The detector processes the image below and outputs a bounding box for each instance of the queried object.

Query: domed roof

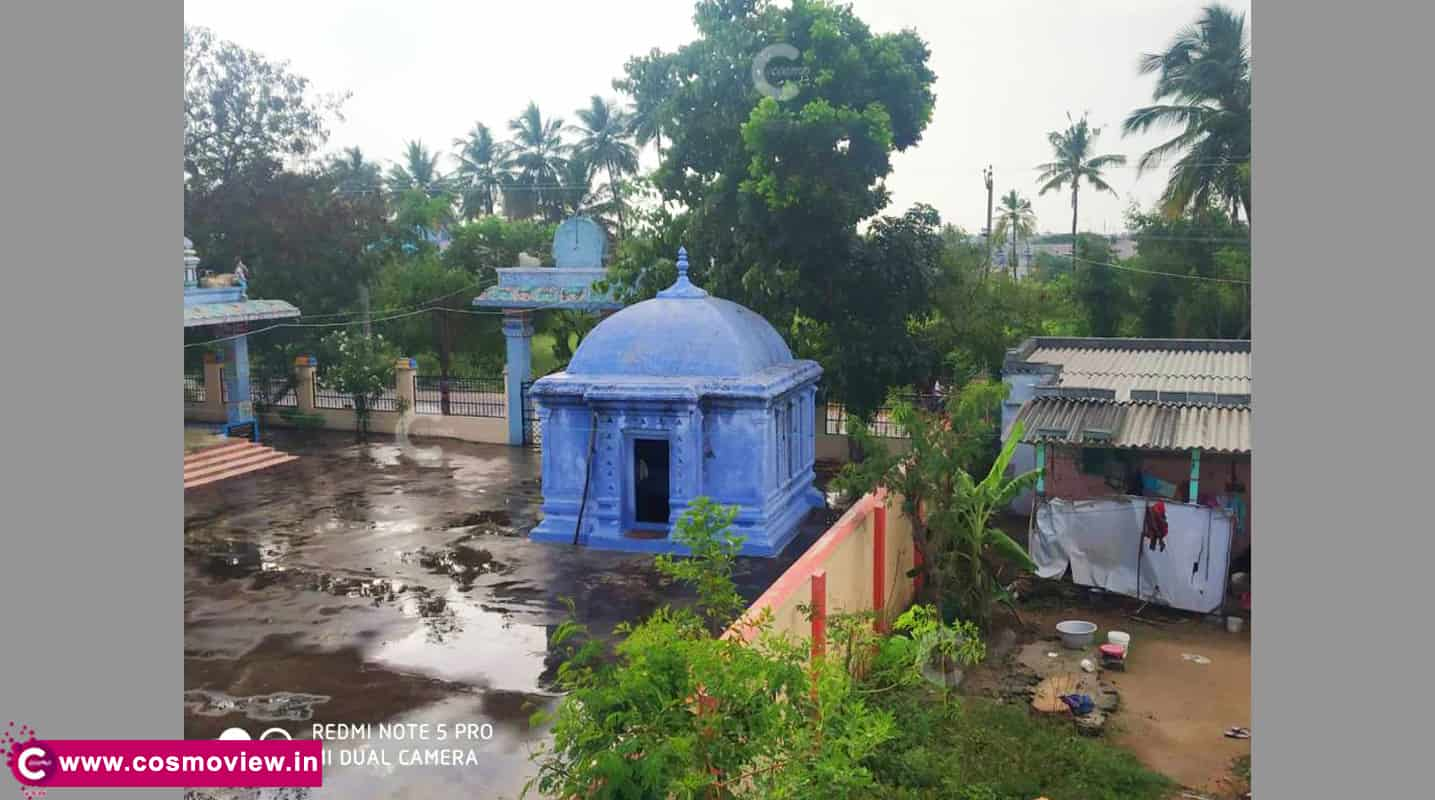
[566,249,794,378]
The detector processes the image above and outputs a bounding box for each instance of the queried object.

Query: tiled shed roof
[1007,337,1251,401]
[1015,397,1250,454]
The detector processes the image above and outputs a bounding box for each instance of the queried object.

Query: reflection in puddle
[371,587,553,692]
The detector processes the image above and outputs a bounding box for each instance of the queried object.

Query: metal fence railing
[312,382,349,410]
[369,387,401,412]
[821,393,943,439]
[312,381,401,411]
[184,373,205,404]
[413,376,504,417]
[251,378,298,408]
[521,380,541,447]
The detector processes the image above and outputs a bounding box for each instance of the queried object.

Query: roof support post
[1189,448,1201,503]
[1036,443,1046,496]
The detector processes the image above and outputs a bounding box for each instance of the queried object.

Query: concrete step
[184,453,298,490]
[183,439,251,466]
[183,447,283,482]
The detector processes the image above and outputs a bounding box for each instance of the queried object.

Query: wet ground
[963,584,1252,795]
[184,429,837,800]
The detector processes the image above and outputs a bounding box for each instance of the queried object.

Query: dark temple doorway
[633,438,670,526]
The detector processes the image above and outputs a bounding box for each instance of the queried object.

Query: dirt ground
[964,590,1252,797]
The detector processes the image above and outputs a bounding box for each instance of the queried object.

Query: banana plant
[928,421,1040,627]
[833,378,1040,629]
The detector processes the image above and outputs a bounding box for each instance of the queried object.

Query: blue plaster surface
[552,217,606,268]
[502,312,534,446]
[529,248,824,557]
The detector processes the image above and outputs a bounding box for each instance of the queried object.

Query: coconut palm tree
[501,102,568,221]
[1036,114,1126,274]
[992,190,1036,279]
[386,140,445,197]
[619,52,677,159]
[452,123,502,219]
[327,147,383,195]
[570,95,639,236]
[1123,4,1250,222]
[555,153,614,225]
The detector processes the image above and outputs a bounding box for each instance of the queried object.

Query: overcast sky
[183,0,1250,235]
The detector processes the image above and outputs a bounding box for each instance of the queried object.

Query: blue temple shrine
[528,247,824,557]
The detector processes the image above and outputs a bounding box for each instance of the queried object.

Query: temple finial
[657,245,707,299]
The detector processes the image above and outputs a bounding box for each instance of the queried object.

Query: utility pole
[983,165,994,275]
[359,285,372,338]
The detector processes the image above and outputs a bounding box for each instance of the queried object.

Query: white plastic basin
[1056,620,1097,649]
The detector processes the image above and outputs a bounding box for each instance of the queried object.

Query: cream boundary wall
[728,489,918,649]
[184,356,509,444]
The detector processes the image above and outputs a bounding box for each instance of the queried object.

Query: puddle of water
[184,689,331,722]
[370,587,554,692]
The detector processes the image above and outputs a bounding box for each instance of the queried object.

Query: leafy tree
[325,146,383,195]
[373,255,498,407]
[809,204,943,419]
[527,498,896,800]
[992,190,1036,279]
[832,379,1038,629]
[571,95,640,236]
[1036,113,1127,275]
[600,200,693,303]
[183,25,345,192]
[616,0,937,414]
[319,330,400,438]
[911,227,1082,392]
[452,123,503,219]
[441,215,557,276]
[502,101,569,221]
[1123,4,1251,222]
[1071,235,1129,337]
[1125,207,1250,338]
[186,164,387,322]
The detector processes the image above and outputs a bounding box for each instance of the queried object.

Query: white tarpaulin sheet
[1031,497,1234,614]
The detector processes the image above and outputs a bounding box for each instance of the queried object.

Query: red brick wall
[1042,445,1251,554]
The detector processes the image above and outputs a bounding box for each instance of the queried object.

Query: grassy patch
[867,688,1172,800]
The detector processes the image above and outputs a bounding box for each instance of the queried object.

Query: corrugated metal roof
[1019,340,1251,401]
[1027,346,1250,379]
[1015,397,1250,454]
[1051,373,1251,400]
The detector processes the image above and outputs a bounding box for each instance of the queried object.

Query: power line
[1073,255,1251,284]
[182,280,608,349]
[287,278,491,320]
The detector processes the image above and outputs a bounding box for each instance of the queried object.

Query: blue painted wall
[528,249,823,557]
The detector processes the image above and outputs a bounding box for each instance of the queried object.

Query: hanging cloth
[1143,500,1169,552]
